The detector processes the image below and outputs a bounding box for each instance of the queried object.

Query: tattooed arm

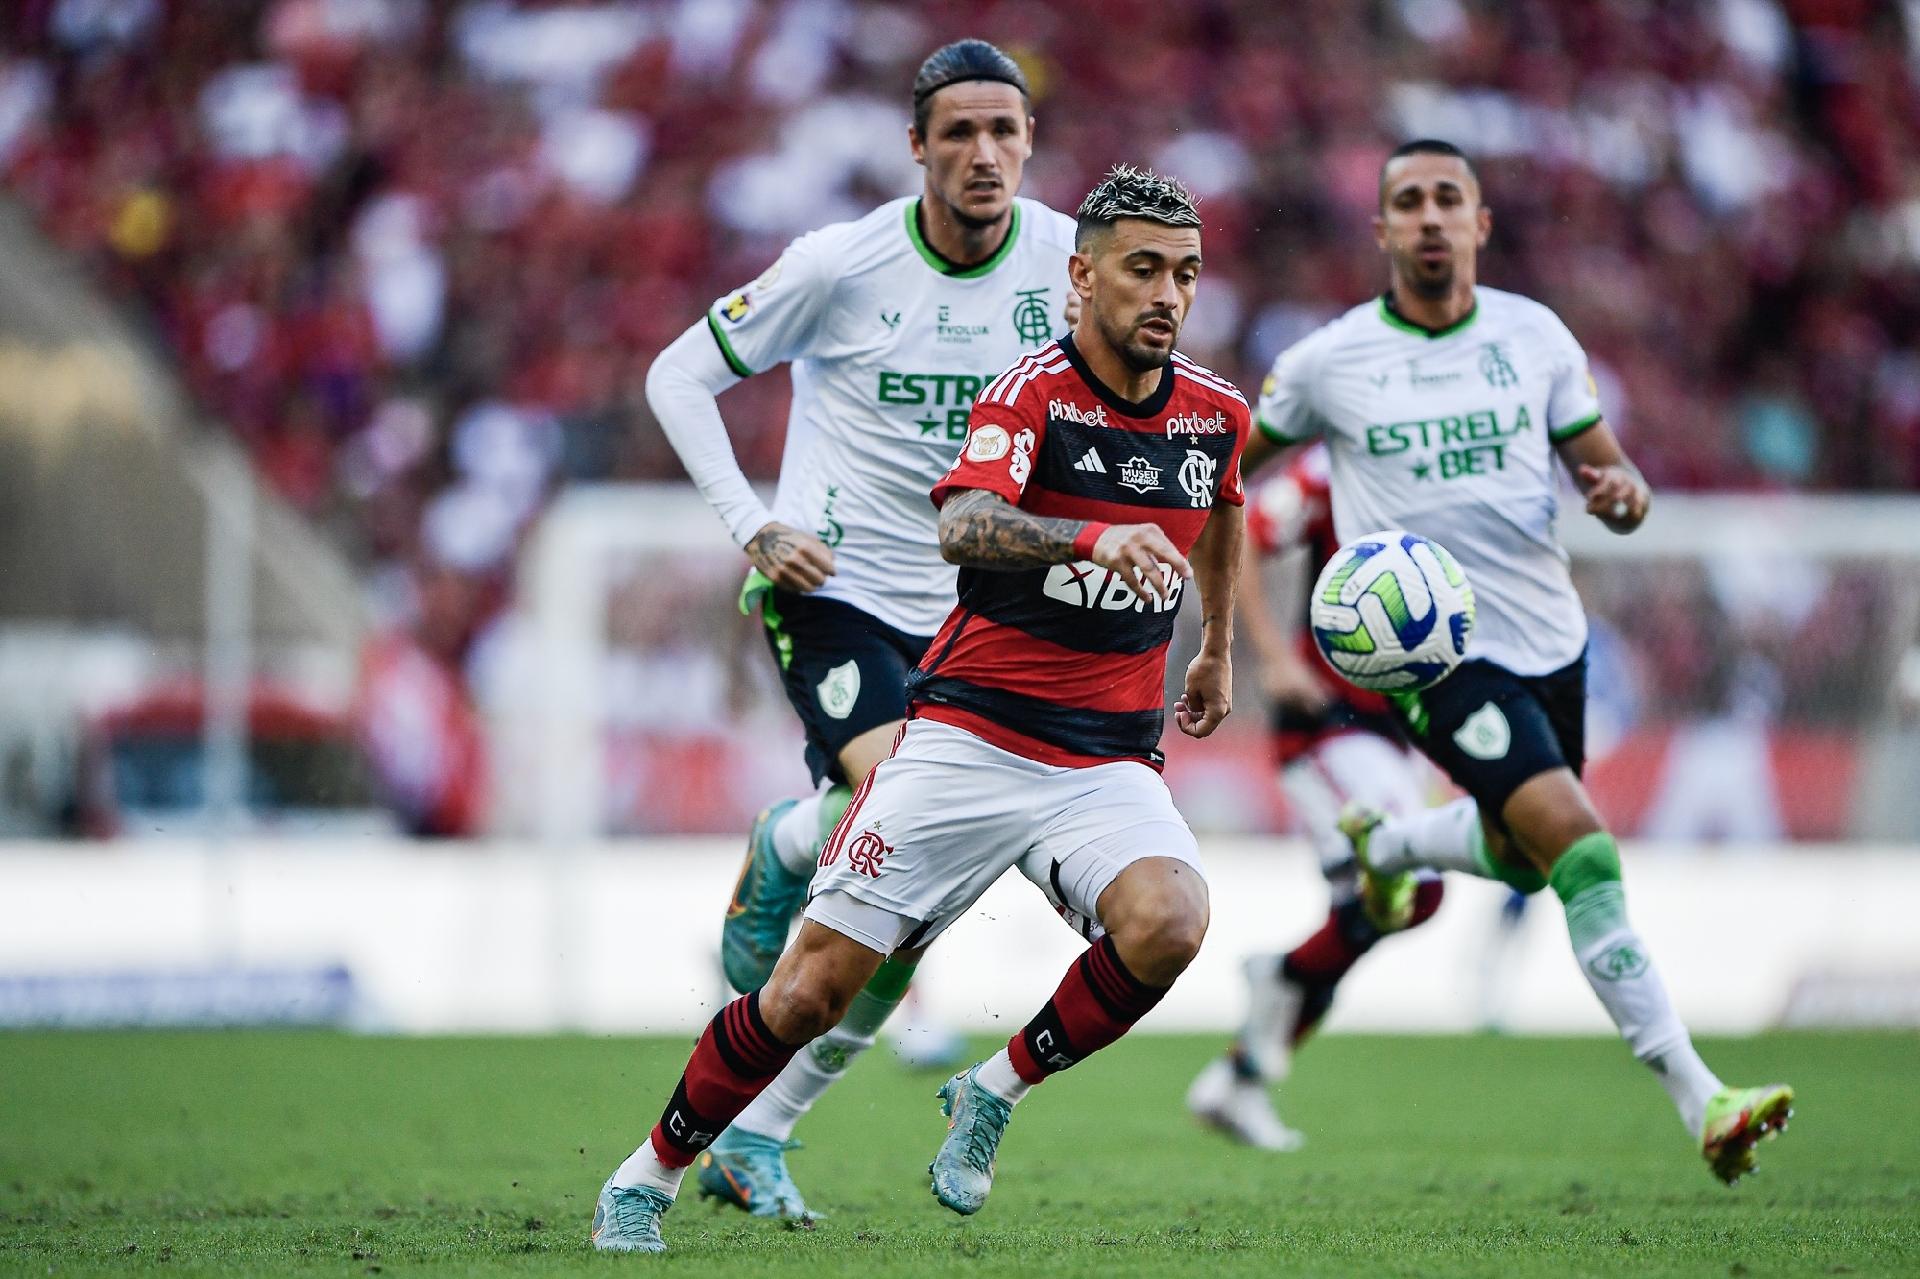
[937,488,1192,604]
[937,489,1084,568]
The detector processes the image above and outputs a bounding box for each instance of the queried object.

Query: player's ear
[1068,250,1095,304]
[908,124,926,167]
[1022,114,1036,158]
[1475,203,1492,248]
[1371,212,1387,251]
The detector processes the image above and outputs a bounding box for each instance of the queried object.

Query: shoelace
[958,1091,1011,1174]
[605,1186,667,1234]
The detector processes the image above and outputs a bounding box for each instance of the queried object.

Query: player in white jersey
[641,40,1078,1222]
[1242,140,1792,1185]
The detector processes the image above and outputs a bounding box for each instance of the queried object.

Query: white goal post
[508,485,1920,844]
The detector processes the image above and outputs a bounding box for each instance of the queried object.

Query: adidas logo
[1074,448,1106,474]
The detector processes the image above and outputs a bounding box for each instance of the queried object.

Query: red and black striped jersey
[1246,444,1402,765]
[908,333,1250,768]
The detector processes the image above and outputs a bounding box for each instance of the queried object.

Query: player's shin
[731,955,916,1141]
[976,935,1177,1103]
[614,991,805,1196]
[1551,832,1722,1137]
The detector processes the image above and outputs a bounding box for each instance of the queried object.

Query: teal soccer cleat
[722,799,810,993]
[696,1129,818,1221]
[929,1065,1015,1216]
[589,1176,671,1254]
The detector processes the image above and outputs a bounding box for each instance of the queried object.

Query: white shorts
[803,719,1204,955]
[1281,730,1431,887]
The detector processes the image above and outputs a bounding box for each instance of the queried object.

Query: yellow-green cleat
[1338,805,1415,931]
[721,799,810,993]
[1702,1083,1793,1186]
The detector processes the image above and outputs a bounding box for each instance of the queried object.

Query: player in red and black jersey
[1184,442,1447,1150]
[909,304,1247,768]
[589,166,1246,1250]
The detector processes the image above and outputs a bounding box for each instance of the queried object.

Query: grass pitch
[1,1030,1914,1277]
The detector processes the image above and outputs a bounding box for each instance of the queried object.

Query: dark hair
[911,39,1030,136]
[1380,139,1480,203]
[1074,164,1202,248]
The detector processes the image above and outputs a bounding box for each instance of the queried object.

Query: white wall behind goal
[3,841,1916,1035]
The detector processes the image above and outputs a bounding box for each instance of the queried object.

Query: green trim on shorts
[1388,688,1430,737]
[741,569,792,669]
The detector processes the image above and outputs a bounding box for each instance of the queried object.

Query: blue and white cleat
[929,1065,1014,1216]
[589,1175,671,1254]
[722,799,810,993]
[695,1129,818,1221]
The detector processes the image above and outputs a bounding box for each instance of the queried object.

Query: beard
[1098,312,1178,374]
[1117,334,1174,373]
[1404,253,1456,299]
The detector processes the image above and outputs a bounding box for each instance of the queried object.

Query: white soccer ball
[1309,530,1476,692]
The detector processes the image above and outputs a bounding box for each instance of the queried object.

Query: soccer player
[1185,444,1446,1149]
[592,165,1248,1252]
[642,40,1077,1218]
[1241,139,1792,1184]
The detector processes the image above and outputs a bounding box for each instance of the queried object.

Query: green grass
[1,1031,1914,1277]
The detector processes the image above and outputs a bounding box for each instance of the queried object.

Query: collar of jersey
[1377,291,1479,340]
[905,198,1021,278]
[1057,333,1177,419]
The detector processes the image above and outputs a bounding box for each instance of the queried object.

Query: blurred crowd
[2,0,1917,833]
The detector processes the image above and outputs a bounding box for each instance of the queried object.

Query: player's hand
[1090,523,1190,606]
[1261,654,1334,715]
[1176,650,1232,738]
[745,521,835,592]
[1064,290,1083,329]
[1577,464,1649,533]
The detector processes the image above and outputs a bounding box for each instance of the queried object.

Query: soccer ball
[1309,530,1476,692]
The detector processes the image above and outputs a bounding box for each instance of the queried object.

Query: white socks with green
[1368,797,1550,894]
[731,956,916,1141]
[1551,833,1722,1138]
[770,794,824,875]
[1366,797,1483,877]
[770,783,853,876]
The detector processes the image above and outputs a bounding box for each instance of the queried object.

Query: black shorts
[1390,650,1587,821]
[758,587,932,787]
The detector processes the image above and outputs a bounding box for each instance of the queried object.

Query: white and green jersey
[707,196,1077,637]
[1256,286,1604,675]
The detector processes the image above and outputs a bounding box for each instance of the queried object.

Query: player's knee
[758,972,850,1043]
[758,943,864,1042]
[1114,890,1208,982]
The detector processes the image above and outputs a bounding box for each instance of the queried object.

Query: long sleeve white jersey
[652,195,1077,637]
[1256,287,1606,676]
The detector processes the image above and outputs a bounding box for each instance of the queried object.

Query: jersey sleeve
[1217,400,1250,507]
[703,232,835,378]
[1254,335,1326,446]
[1246,470,1312,556]
[929,384,1048,510]
[1542,311,1604,442]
